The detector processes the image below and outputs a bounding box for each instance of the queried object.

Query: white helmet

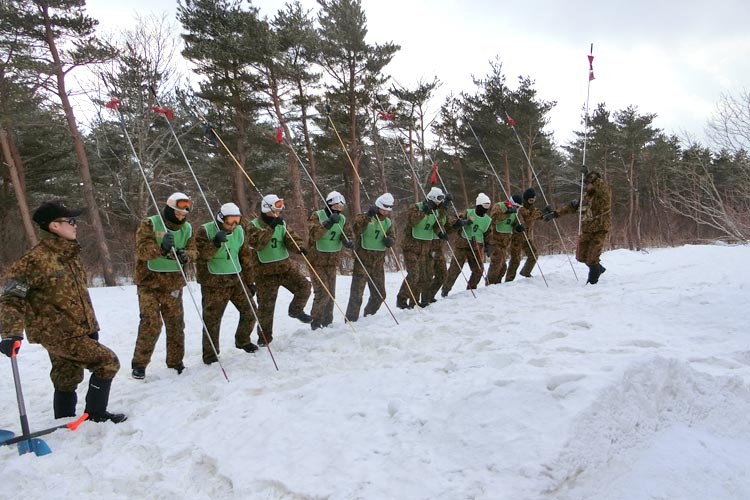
[325,191,345,206]
[166,192,192,213]
[375,193,395,211]
[426,187,445,203]
[217,202,241,222]
[261,194,284,213]
[475,192,491,208]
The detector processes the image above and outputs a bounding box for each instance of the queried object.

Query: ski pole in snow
[579,44,595,244]
[500,110,579,282]
[465,120,548,288]
[324,104,426,308]
[146,88,279,369]
[104,97,230,381]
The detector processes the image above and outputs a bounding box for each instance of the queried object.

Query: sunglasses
[174,199,192,212]
[54,218,77,226]
[223,215,241,225]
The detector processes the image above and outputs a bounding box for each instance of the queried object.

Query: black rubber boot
[586,264,602,285]
[84,375,127,424]
[53,390,77,419]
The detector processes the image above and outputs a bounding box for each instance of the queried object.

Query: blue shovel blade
[0,429,14,445]
[17,438,52,456]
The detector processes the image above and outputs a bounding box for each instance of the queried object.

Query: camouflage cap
[32,200,83,228]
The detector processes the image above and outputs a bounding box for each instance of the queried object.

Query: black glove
[581,164,588,176]
[0,337,22,358]
[248,283,257,296]
[322,219,334,229]
[328,213,341,223]
[269,217,284,228]
[455,218,472,228]
[505,206,517,214]
[514,224,525,233]
[570,199,580,210]
[160,233,174,254]
[299,247,308,256]
[89,332,99,341]
[484,243,492,254]
[366,206,378,217]
[421,202,432,214]
[212,230,228,248]
[543,211,559,222]
[437,231,448,240]
[176,248,189,265]
[343,240,355,249]
[542,205,553,215]
[383,236,394,247]
[443,192,453,205]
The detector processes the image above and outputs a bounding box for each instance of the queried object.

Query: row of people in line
[0,171,610,423]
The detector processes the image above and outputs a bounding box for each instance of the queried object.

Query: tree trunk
[42,6,116,285]
[348,67,361,212]
[232,104,250,216]
[298,81,319,211]
[0,128,37,247]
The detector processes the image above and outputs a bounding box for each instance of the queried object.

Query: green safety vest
[203,222,244,275]
[315,210,346,252]
[461,208,492,243]
[147,215,192,272]
[494,204,518,234]
[251,218,289,263]
[361,216,392,251]
[412,202,446,241]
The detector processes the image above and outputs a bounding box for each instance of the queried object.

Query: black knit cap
[32,200,83,230]
[523,188,536,202]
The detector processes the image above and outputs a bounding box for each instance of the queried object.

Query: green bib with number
[315,210,346,252]
[203,222,243,274]
[147,215,192,272]
[412,202,445,241]
[251,218,289,263]
[461,208,492,243]
[361,216,392,251]
[494,204,518,234]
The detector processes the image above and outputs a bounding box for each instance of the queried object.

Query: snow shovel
[7,340,52,456]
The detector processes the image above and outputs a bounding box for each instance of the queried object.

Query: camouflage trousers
[256,267,311,339]
[443,242,485,293]
[346,252,386,322]
[200,283,257,363]
[425,244,446,301]
[310,264,337,327]
[577,230,608,266]
[487,233,512,284]
[132,286,185,370]
[46,336,120,392]
[396,241,430,306]
[505,236,538,282]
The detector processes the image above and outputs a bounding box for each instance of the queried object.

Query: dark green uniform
[505,203,543,281]
[487,202,516,284]
[442,208,491,293]
[559,177,612,266]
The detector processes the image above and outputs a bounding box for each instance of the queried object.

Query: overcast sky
[86,0,749,146]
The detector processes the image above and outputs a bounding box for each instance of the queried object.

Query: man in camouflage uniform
[195,202,258,365]
[131,192,198,380]
[441,193,492,296]
[345,193,395,322]
[0,200,126,423]
[486,193,522,284]
[307,191,353,330]
[396,187,454,309]
[505,187,544,282]
[424,237,447,304]
[245,194,312,346]
[546,171,612,284]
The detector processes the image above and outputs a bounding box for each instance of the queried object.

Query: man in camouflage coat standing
[546,171,612,284]
[131,192,198,380]
[0,200,126,423]
[345,193,395,322]
[505,188,544,282]
[195,202,258,365]
[245,194,312,346]
[307,191,353,330]
[487,194,522,284]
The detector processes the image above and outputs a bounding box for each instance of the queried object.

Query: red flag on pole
[506,115,515,127]
[105,98,121,110]
[429,162,438,184]
[588,54,595,81]
[151,106,173,121]
[275,126,283,144]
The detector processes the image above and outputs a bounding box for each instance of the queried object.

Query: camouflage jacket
[558,178,612,233]
[511,203,543,239]
[306,210,353,267]
[133,217,198,291]
[0,232,99,344]
[195,223,255,288]
[400,202,454,252]
[244,216,306,277]
[351,213,394,263]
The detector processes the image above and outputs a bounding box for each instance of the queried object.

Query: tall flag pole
[578,43,595,247]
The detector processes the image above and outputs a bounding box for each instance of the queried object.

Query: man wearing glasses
[195,203,259,364]
[246,194,312,346]
[131,192,198,380]
[0,200,126,423]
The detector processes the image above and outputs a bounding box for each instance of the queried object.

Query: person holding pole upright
[504,188,544,282]
[131,192,198,380]
[0,200,126,423]
[487,193,522,284]
[195,203,259,364]
[345,193,395,322]
[306,191,353,330]
[245,194,312,346]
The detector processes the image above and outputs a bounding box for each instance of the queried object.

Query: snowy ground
[1,244,749,500]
